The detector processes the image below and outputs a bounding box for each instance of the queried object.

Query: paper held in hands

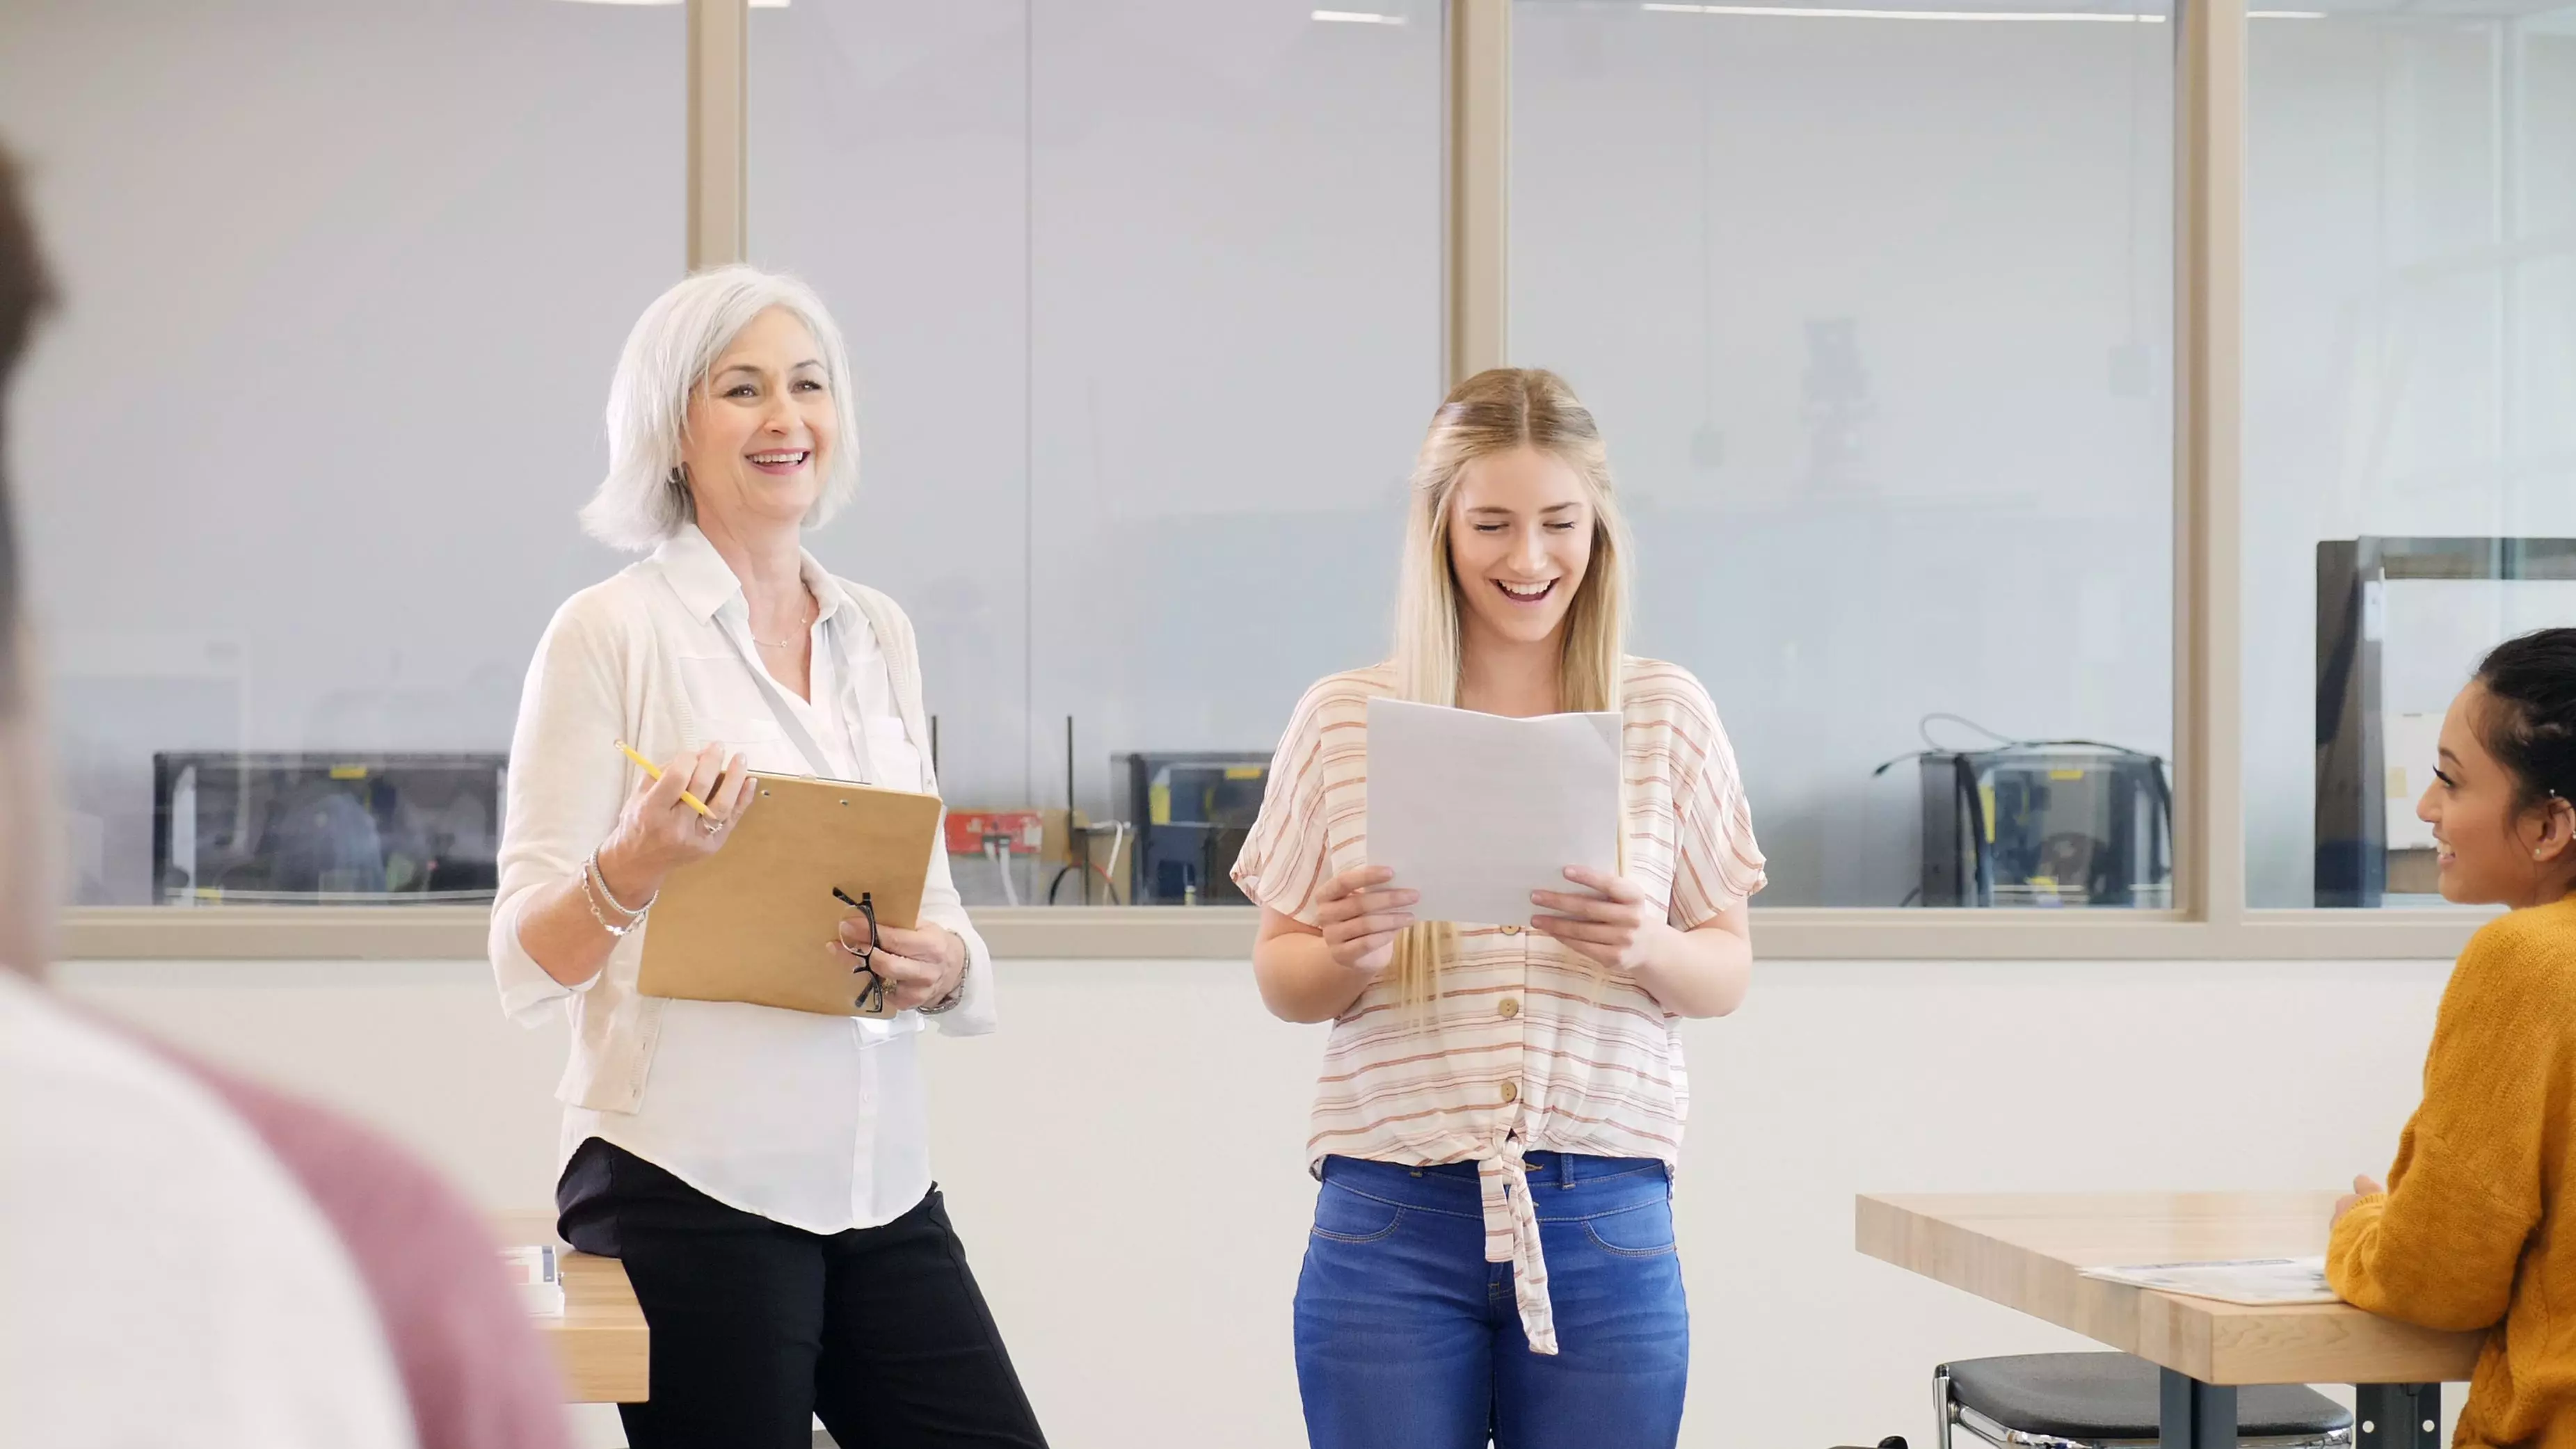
[1364,697,1624,927]
[2078,1256,2340,1306]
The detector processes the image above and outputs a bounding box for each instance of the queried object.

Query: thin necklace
[752,602,815,650]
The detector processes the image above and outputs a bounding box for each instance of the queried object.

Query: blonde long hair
[1386,367,1635,1005]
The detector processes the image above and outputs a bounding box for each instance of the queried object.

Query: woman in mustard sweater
[2330,627,2576,1448]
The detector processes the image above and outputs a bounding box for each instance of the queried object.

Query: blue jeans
[1293,1152,1689,1449]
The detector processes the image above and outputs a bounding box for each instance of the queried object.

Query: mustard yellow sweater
[2330,895,2576,1449]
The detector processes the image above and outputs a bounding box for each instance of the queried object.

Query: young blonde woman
[1232,368,1766,1449]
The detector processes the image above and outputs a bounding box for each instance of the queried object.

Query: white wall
[54,953,2455,1449]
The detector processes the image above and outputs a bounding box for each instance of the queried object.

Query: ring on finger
[700,815,724,835]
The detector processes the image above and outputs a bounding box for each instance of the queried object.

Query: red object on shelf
[945,809,1043,856]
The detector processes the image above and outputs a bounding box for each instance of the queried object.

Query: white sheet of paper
[2077,1257,2338,1306]
[1365,696,1623,927]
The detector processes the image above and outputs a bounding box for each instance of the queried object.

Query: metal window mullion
[1447,0,1510,385]
[2175,0,2248,927]
[687,0,750,270]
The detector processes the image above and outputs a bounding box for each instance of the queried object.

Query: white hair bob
[580,264,862,552]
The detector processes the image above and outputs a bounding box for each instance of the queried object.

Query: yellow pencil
[614,740,715,818]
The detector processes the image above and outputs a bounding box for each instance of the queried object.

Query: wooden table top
[491,1211,648,1404]
[1857,1192,2483,1386]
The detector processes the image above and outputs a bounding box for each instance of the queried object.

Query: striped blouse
[1231,657,1766,1354]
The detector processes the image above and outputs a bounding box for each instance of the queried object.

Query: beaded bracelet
[582,870,645,938]
[582,849,657,938]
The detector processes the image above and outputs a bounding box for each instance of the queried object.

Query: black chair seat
[1946,1354,2353,1441]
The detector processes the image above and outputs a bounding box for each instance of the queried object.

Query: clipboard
[637,772,943,1018]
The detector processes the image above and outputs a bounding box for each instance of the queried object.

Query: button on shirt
[490,525,993,1235]
[1231,658,1766,1354]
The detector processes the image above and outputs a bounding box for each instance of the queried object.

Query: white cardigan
[488,541,995,1117]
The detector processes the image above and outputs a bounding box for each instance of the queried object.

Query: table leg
[2355,1383,2440,1448]
[2160,1367,2241,1449]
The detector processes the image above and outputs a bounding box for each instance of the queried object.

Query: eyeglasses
[832,886,886,1014]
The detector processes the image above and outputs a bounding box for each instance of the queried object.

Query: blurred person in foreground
[0,145,568,1449]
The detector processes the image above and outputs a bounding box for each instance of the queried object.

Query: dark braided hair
[2473,627,2576,812]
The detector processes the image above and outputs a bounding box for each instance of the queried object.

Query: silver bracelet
[580,867,646,938]
[586,849,656,919]
[918,934,970,1015]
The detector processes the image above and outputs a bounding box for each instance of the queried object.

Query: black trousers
[558,1137,1050,1449]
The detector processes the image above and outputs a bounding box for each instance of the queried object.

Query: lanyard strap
[712,605,880,786]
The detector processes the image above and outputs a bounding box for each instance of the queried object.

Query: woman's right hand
[594,744,754,904]
[1313,865,1418,978]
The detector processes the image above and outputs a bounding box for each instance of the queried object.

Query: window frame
[58,0,2495,961]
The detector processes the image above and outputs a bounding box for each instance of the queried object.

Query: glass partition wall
[748,0,1443,908]
[1512,0,2178,907]
[5,0,2563,950]
[1,0,682,907]
[2243,0,2576,907]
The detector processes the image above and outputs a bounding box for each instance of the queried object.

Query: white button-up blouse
[488,525,996,1233]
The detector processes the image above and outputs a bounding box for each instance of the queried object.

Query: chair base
[1953,1401,2350,1449]
[1937,1366,2353,1449]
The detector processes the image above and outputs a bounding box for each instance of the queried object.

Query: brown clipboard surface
[637,772,943,1018]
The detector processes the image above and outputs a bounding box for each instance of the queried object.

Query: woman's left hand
[2332,1174,2385,1226]
[1530,867,1670,972]
[835,918,964,1012]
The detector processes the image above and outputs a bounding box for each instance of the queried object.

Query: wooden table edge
[547,1313,652,1404]
[493,1212,651,1404]
[1855,1193,2483,1387]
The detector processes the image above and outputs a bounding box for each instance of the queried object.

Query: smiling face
[677,305,836,540]
[2417,682,2574,905]
[1445,445,1594,655]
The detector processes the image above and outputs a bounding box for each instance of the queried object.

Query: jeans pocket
[1309,1182,1407,1244]
[1581,1199,1678,1256]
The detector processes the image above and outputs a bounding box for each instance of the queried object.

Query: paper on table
[1365,697,1623,927]
[499,1244,565,1317]
[2079,1256,2339,1306]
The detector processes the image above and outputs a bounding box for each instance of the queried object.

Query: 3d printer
[1915,744,2173,908]
[152,751,506,904]
[1116,751,1269,906]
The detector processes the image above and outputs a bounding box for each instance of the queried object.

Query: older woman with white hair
[489,266,1047,1449]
